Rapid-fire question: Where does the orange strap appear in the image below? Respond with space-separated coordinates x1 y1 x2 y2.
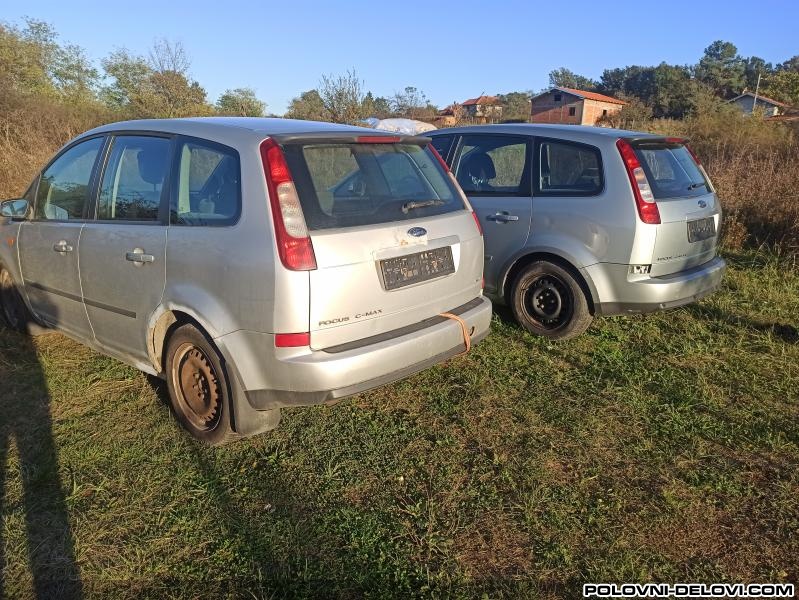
439 312 472 355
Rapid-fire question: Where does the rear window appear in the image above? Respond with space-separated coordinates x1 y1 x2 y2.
283 142 466 230
633 143 710 199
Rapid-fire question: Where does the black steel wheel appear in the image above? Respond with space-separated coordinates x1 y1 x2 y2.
510 260 592 340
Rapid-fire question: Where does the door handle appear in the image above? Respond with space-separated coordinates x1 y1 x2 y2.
487 212 520 223
125 248 155 265
52 240 74 253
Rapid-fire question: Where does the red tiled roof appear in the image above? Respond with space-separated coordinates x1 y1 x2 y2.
462 95 499 106
553 87 626 105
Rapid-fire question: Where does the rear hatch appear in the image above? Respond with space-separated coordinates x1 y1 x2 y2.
279 136 483 350
628 138 720 276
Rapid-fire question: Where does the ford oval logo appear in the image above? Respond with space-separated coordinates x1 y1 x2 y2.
407 227 427 237
698 200 707 208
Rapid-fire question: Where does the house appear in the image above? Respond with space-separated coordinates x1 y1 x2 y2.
728 91 789 117
531 87 625 125
461 95 503 122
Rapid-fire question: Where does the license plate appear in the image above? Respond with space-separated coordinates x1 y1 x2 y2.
687 217 716 243
380 246 455 290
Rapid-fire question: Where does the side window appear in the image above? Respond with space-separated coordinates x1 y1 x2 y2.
98 136 171 221
35 137 104 220
536 139 603 196
455 135 531 196
430 135 454 164
172 140 241 226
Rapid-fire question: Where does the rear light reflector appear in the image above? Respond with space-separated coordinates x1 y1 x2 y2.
275 332 310 347
260 138 317 271
616 139 661 225
356 135 401 143
471 210 483 235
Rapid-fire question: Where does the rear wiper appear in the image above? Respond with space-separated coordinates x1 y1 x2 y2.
687 182 706 190
402 199 445 214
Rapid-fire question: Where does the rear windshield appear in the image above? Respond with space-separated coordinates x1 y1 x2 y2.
282 142 466 230
633 142 710 199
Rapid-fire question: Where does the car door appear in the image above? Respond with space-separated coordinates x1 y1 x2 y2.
18 135 106 339
78 134 172 362
451 134 533 295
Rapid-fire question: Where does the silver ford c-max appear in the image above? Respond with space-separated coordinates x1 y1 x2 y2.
0 118 490 443
425 124 726 339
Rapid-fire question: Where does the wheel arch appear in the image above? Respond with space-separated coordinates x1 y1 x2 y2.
500 250 598 315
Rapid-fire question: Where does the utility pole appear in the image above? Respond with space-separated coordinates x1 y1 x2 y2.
752 71 761 113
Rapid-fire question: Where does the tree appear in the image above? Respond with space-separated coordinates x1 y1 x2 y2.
743 56 773 90
777 55 799 73
763 70 799 105
599 64 694 118
216 88 265 116
695 40 745 98
101 49 151 109
101 40 212 118
548 67 597 90
596 94 652 128
362 92 392 118
285 89 330 121
318 70 366 123
497 91 531 121
391 86 428 118
0 18 99 100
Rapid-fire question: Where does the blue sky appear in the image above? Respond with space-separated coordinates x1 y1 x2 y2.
6 0 797 113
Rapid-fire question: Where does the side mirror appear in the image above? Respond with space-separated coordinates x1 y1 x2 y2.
0 198 29 220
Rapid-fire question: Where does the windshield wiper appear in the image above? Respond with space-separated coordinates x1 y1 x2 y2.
687 181 706 190
402 200 445 214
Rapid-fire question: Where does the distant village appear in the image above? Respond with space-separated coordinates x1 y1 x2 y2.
433 86 797 127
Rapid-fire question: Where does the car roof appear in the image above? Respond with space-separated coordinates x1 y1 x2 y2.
425 123 663 140
79 117 377 147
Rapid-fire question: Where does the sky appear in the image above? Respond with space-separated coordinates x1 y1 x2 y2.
5 0 798 114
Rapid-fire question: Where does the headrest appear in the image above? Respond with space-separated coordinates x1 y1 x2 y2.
462 152 496 180
137 147 167 185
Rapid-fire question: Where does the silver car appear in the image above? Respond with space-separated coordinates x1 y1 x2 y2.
0 118 490 443
425 124 726 339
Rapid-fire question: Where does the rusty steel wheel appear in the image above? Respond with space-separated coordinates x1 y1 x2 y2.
171 343 223 431
165 324 238 444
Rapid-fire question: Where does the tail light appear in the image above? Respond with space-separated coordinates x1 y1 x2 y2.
428 144 451 173
471 210 483 236
260 138 317 270
616 139 661 225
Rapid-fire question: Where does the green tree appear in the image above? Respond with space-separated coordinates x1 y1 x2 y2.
763 70 799 105
777 55 799 73
497 91 531 121
216 88 265 116
101 40 212 118
548 67 596 90
743 56 773 90
319 70 367 123
285 89 330 121
695 40 745 98
391 86 429 119
0 18 98 100
362 92 392 118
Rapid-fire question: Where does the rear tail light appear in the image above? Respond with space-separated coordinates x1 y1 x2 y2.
428 144 451 173
616 139 661 225
275 332 310 347
471 210 483 236
260 138 317 271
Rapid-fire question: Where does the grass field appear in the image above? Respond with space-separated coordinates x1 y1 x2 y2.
1 249 797 599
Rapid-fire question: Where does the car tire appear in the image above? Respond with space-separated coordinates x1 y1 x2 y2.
0 268 31 333
165 323 241 445
510 260 593 340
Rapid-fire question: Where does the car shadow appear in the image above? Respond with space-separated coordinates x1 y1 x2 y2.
0 304 83 598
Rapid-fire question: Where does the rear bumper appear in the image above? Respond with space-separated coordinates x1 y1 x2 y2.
216 296 492 410
590 255 726 315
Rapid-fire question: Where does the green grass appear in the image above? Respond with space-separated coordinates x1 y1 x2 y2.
1 249 797 599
